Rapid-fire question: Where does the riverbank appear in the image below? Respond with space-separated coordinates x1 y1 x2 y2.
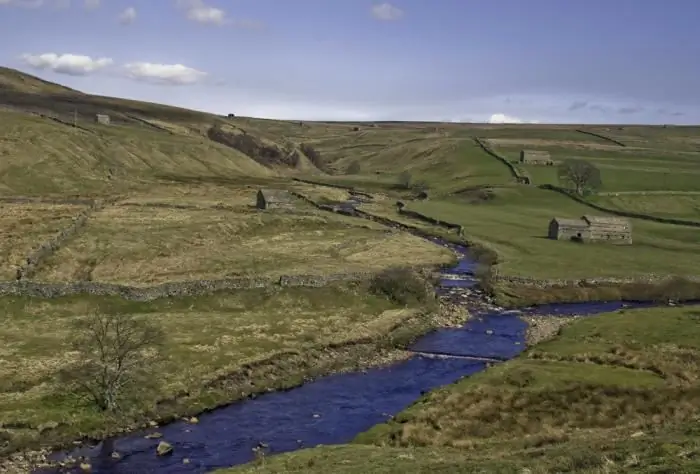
0 290 469 474
221 304 700 474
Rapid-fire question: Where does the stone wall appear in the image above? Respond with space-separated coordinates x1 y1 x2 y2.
540 184 700 228
495 274 700 289
473 138 532 184
0 271 415 301
575 129 626 147
398 208 462 231
291 178 374 199
17 199 112 280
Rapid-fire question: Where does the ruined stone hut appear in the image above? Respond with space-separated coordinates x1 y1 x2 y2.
95 114 110 125
255 189 294 210
548 215 632 244
519 149 553 165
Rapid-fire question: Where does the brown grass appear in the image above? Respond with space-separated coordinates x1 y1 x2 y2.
34 202 453 285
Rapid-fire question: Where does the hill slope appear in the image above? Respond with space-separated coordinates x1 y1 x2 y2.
0 69 285 195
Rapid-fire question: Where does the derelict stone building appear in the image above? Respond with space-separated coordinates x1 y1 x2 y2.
255 189 294 210
520 150 553 165
548 215 632 244
95 114 110 125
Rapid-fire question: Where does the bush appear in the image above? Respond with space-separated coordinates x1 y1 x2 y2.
369 267 434 306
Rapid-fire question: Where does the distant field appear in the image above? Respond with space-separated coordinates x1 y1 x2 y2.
223 305 700 473
590 192 700 221
486 138 700 192
0 202 85 280
401 186 700 279
0 286 411 454
35 198 453 285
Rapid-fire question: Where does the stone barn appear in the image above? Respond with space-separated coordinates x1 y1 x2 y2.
95 114 110 125
519 150 553 165
255 189 294 210
548 215 632 244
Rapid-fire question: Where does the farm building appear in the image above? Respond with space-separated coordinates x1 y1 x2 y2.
255 189 294 210
519 150 553 165
548 215 632 244
95 114 110 125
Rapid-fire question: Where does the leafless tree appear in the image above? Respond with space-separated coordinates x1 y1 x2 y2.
61 312 165 412
557 159 602 196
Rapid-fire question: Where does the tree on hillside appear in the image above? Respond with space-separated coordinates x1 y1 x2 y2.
398 171 413 189
347 160 361 175
60 312 165 412
557 159 602 196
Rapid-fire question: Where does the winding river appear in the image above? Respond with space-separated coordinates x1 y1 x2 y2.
35 234 678 473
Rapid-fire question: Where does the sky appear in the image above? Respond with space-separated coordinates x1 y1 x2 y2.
1 0 700 124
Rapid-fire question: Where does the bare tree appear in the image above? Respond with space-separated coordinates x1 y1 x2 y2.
557 159 602 196
60 312 165 412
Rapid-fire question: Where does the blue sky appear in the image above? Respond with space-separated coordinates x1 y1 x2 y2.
2 0 699 124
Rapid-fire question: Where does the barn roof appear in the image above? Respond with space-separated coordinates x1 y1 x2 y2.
582 215 630 226
258 189 292 202
551 217 588 227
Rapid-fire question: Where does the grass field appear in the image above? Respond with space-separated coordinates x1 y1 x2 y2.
0 202 87 280
0 285 428 454
396 186 700 279
590 192 700 221
223 305 700 473
32 200 453 285
485 138 700 192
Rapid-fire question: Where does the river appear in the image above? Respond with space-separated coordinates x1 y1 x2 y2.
34 236 671 474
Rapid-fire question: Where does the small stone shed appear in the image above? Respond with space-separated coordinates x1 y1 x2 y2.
255 189 294 210
95 114 110 125
548 215 632 244
519 149 553 165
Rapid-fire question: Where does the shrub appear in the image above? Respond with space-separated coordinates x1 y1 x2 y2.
369 267 433 306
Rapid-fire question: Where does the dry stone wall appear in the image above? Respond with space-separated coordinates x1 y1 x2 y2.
473 137 532 184
575 129 626 147
16 198 115 280
0 271 409 301
495 274 700 289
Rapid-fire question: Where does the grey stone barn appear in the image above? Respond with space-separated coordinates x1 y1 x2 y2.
548 215 632 244
255 189 294 210
95 114 110 125
520 149 553 165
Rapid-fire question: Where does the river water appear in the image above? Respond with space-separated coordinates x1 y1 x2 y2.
36 240 674 473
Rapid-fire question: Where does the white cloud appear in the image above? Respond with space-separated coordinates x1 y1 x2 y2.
20 53 113 76
371 3 404 21
488 113 539 124
118 6 136 24
177 0 226 25
0 0 45 7
123 62 208 85
84 0 99 8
